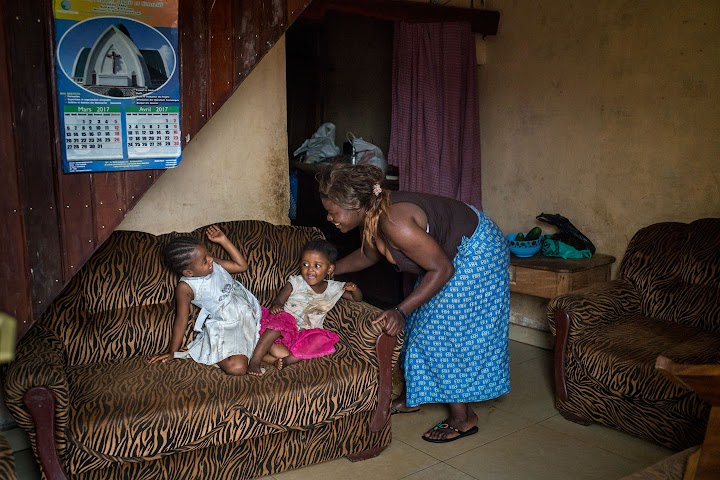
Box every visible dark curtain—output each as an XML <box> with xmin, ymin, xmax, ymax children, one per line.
<box><xmin>388</xmin><ymin>21</ymin><xmax>482</xmax><ymax>208</ymax></box>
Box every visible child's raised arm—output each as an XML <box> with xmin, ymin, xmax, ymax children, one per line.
<box><xmin>342</xmin><ymin>282</ymin><xmax>363</xmax><ymax>302</ymax></box>
<box><xmin>270</xmin><ymin>282</ymin><xmax>293</xmax><ymax>314</ymax></box>
<box><xmin>205</xmin><ymin>225</ymin><xmax>248</xmax><ymax>273</ymax></box>
<box><xmin>149</xmin><ymin>281</ymin><xmax>193</xmax><ymax>364</ymax></box>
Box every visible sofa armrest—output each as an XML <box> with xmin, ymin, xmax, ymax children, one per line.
<box><xmin>3</xmin><ymin>326</ymin><xmax>70</xmax><ymax>478</ymax></box>
<box><xmin>546</xmin><ymin>279</ymin><xmax>640</xmax><ymax>403</ymax></box>
<box><xmin>325</xmin><ymin>300</ymin><xmax>400</xmax><ymax>432</ymax></box>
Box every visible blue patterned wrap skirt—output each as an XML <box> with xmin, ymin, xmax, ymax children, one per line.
<box><xmin>403</xmin><ymin>208</ymin><xmax>510</xmax><ymax>407</ymax></box>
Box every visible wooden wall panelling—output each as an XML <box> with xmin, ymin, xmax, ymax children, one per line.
<box><xmin>6</xmin><ymin>2</ymin><xmax>65</xmax><ymax>323</ymax></box>
<box><xmin>179</xmin><ymin>0</ymin><xmax>209</xmax><ymax>144</ymax></box>
<box><xmin>0</xmin><ymin>8</ymin><xmax>32</xmax><ymax>329</ymax></box>
<box><xmin>234</xmin><ymin>0</ymin><xmax>262</xmax><ymax>86</ymax></box>
<box><xmin>91</xmin><ymin>172</ymin><xmax>128</xmax><ymax>246</ymax></box>
<box><xmin>44</xmin><ymin>5</ymin><xmax>97</xmax><ymax>289</ymax></box>
<box><xmin>287</xmin><ymin>0</ymin><xmax>311</xmax><ymax>25</ymax></box>
<box><xmin>208</xmin><ymin>0</ymin><xmax>235</xmax><ymax>115</ymax></box>
<box><xmin>124</xmin><ymin>170</ymin><xmax>161</xmax><ymax>217</ymax></box>
<box><xmin>260</xmin><ymin>0</ymin><xmax>288</xmax><ymax>53</ymax></box>
<box><xmin>56</xmin><ymin>171</ymin><xmax>95</xmax><ymax>282</ymax></box>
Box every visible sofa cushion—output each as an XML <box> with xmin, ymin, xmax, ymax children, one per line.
<box><xmin>66</xmin><ymin>330</ymin><xmax>377</xmax><ymax>465</ymax></box>
<box><xmin>572</xmin><ymin>315</ymin><xmax>720</xmax><ymax>401</ymax></box>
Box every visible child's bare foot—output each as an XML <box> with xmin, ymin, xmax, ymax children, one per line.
<box><xmin>275</xmin><ymin>357</ymin><xmax>285</xmax><ymax>370</ymax></box>
<box><xmin>248</xmin><ymin>359</ymin><xmax>265</xmax><ymax>376</ymax></box>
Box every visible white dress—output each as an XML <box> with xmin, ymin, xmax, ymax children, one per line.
<box><xmin>284</xmin><ymin>275</ymin><xmax>346</xmax><ymax>330</ymax></box>
<box><xmin>175</xmin><ymin>262</ymin><xmax>261</xmax><ymax>365</ymax></box>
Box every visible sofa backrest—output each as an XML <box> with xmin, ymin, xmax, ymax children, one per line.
<box><xmin>37</xmin><ymin>220</ymin><xmax>323</xmax><ymax>366</ymax></box>
<box><xmin>619</xmin><ymin>218</ymin><xmax>720</xmax><ymax>332</ymax></box>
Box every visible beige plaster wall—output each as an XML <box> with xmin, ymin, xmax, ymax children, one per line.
<box><xmin>475</xmin><ymin>0</ymin><xmax>720</xmax><ymax>332</ymax></box>
<box><xmin>479</xmin><ymin>0</ymin><xmax>720</xmax><ymax>255</ymax></box>
<box><xmin>118</xmin><ymin>37</ymin><xmax>290</xmax><ymax>235</ymax></box>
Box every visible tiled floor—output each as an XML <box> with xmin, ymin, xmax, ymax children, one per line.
<box><xmin>4</xmin><ymin>341</ymin><xmax>674</xmax><ymax>479</ymax></box>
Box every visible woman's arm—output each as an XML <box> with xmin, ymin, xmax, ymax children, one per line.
<box><xmin>206</xmin><ymin>225</ymin><xmax>248</xmax><ymax>273</ymax></box>
<box><xmin>149</xmin><ymin>282</ymin><xmax>193</xmax><ymax>363</ymax></box>
<box><xmin>334</xmin><ymin>244</ymin><xmax>382</xmax><ymax>275</ymax></box>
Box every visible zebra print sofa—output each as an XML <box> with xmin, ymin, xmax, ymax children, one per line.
<box><xmin>3</xmin><ymin>220</ymin><xmax>399</xmax><ymax>479</ymax></box>
<box><xmin>548</xmin><ymin>218</ymin><xmax>720</xmax><ymax>450</ymax></box>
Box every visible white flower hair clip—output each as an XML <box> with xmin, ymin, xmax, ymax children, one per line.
<box><xmin>372</xmin><ymin>183</ymin><xmax>382</xmax><ymax>196</ymax></box>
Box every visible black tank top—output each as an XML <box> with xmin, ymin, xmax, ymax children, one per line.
<box><xmin>380</xmin><ymin>191</ymin><xmax>478</xmax><ymax>274</ymax></box>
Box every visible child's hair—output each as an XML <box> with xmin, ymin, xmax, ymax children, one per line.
<box><xmin>302</xmin><ymin>239</ymin><xmax>339</xmax><ymax>264</ymax></box>
<box><xmin>164</xmin><ymin>235</ymin><xmax>202</xmax><ymax>275</ymax></box>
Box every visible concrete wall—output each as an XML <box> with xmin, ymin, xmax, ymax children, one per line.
<box><xmin>118</xmin><ymin>38</ymin><xmax>290</xmax><ymax>234</ymax></box>
<box><xmin>475</xmin><ymin>0</ymin><xmax>720</xmax><ymax>335</ymax></box>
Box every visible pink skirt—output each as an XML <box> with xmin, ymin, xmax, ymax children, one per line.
<box><xmin>259</xmin><ymin>307</ymin><xmax>339</xmax><ymax>359</ymax></box>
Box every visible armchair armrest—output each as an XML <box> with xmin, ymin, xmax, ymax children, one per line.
<box><xmin>546</xmin><ymin>279</ymin><xmax>641</xmax><ymax>337</ymax></box>
<box><xmin>546</xmin><ymin>280</ymin><xmax>640</xmax><ymax>403</ymax></box>
<box><xmin>3</xmin><ymin>326</ymin><xmax>70</xmax><ymax>479</ymax></box>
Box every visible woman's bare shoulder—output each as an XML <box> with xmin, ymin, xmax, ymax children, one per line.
<box><xmin>381</xmin><ymin>202</ymin><xmax>427</xmax><ymax>238</ymax></box>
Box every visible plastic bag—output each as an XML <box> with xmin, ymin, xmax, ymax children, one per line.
<box><xmin>541</xmin><ymin>235</ymin><xmax>592</xmax><ymax>259</ymax></box>
<box><xmin>293</xmin><ymin>122</ymin><xmax>341</xmax><ymax>163</ymax></box>
<box><xmin>347</xmin><ymin>132</ymin><xmax>388</xmax><ymax>173</ymax></box>
<box><xmin>536</xmin><ymin>213</ymin><xmax>596</xmax><ymax>255</ymax></box>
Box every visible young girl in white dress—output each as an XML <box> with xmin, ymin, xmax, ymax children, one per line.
<box><xmin>149</xmin><ymin>225</ymin><xmax>261</xmax><ymax>376</ymax></box>
<box><xmin>248</xmin><ymin>239</ymin><xmax>363</xmax><ymax>376</ymax></box>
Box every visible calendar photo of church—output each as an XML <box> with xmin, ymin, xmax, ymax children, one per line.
<box><xmin>58</xmin><ymin>18</ymin><xmax>176</xmax><ymax>98</ymax></box>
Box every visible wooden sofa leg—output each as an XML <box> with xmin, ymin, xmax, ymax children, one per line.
<box><xmin>23</xmin><ymin>387</ymin><xmax>68</xmax><ymax>480</ymax></box>
<box><xmin>346</xmin><ymin>445</ymin><xmax>388</xmax><ymax>462</ymax></box>
<box><xmin>553</xmin><ymin>311</ymin><xmax>571</xmax><ymax>403</ymax></box>
<box><xmin>370</xmin><ymin>333</ymin><xmax>397</xmax><ymax>433</ymax></box>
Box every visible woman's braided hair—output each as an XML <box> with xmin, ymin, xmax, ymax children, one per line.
<box><xmin>164</xmin><ymin>235</ymin><xmax>201</xmax><ymax>275</ymax></box>
<box><xmin>318</xmin><ymin>164</ymin><xmax>390</xmax><ymax>250</ymax></box>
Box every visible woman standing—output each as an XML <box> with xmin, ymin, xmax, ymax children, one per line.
<box><xmin>318</xmin><ymin>164</ymin><xmax>510</xmax><ymax>443</ymax></box>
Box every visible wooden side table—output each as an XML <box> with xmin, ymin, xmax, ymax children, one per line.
<box><xmin>509</xmin><ymin>253</ymin><xmax>616</xmax><ymax>299</ymax></box>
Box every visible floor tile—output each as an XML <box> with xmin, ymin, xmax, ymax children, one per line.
<box><xmin>3</xmin><ymin>428</ymin><xmax>30</xmax><ymax>452</ymax></box>
<box><xmin>491</xmin><ymin>352</ymin><xmax>557</xmax><ymax>423</ymax></box>
<box><xmin>272</xmin><ymin>439</ymin><xmax>438</xmax><ymax>480</ymax></box>
<box><xmin>446</xmin><ymin>424</ymin><xmax>646</xmax><ymax>480</ymax></box>
<box><xmin>13</xmin><ymin>449</ymin><xmax>41</xmax><ymax>480</ymax></box>
<box><xmin>402</xmin><ymin>462</ymin><xmax>477</xmax><ymax>480</ymax></box>
<box><xmin>509</xmin><ymin>340</ymin><xmax>547</xmax><ymax>365</ymax></box>
<box><xmin>539</xmin><ymin>415</ymin><xmax>674</xmax><ymax>465</ymax></box>
<box><xmin>391</xmin><ymin>402</ymin><xmax>534</xmax><ymax>461</ymax></box>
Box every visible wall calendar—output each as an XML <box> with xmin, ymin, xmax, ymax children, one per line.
<box><xmin>53</xmin><ymin>0</ymin><xmax>181</xmax><ymax>173</ymax></box>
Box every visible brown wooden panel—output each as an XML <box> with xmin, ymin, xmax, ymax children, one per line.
<box><xmin>261</xmin><ymin>0</ymin><xmax>287</xmax><ymax>54</ymax></box>
<box><xmin>234</xmin><ymin>0</ymin><xmax>262</xmax><ymax>85</ymax></box>
<box><xmin>0</xmin><ymin>8</ymin><xmax>32</xmax><ymax>333</ymax></box>
<box><xmin>179</xmin><ymin>0</ymin><xmax>209</xmax><ymax>144</ymax></box>
<box><xmin>288</xmin><ymin>0</ymin><xmax>311</xmax><ymax>25</ymax></box>
<box><xmin>92</xmin><ymin>172</ymin><xmax>127</xmax><ymax>245</ymax></box>
<box><xmin>208</xmin><ymin>0</ymin><xmax>235</xmax><ymax>115</ymax></box>
<box><xmin>6</xmin><ymin>1</ymin><xmax>65</xmax><ymax>320</ymax></box>
<box><xmin>57</xmin><ymin>172</ymin><xmax>95</xmax><ymax>280</ymax></box>
<box><xmin>316</xmin><ymin>0</ymin><xmax>501</xmax><ymax>35</ymax></box>
<box><xmin>125</xmin><ymin>170</ymin><xmax>161</xmax><ymax>211</ymax></box>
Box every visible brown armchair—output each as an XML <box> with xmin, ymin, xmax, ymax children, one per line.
<box><xmin>547</xmin><ymin>218</ymin><xmax>720</xmax><ymax>450</ymax></box>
